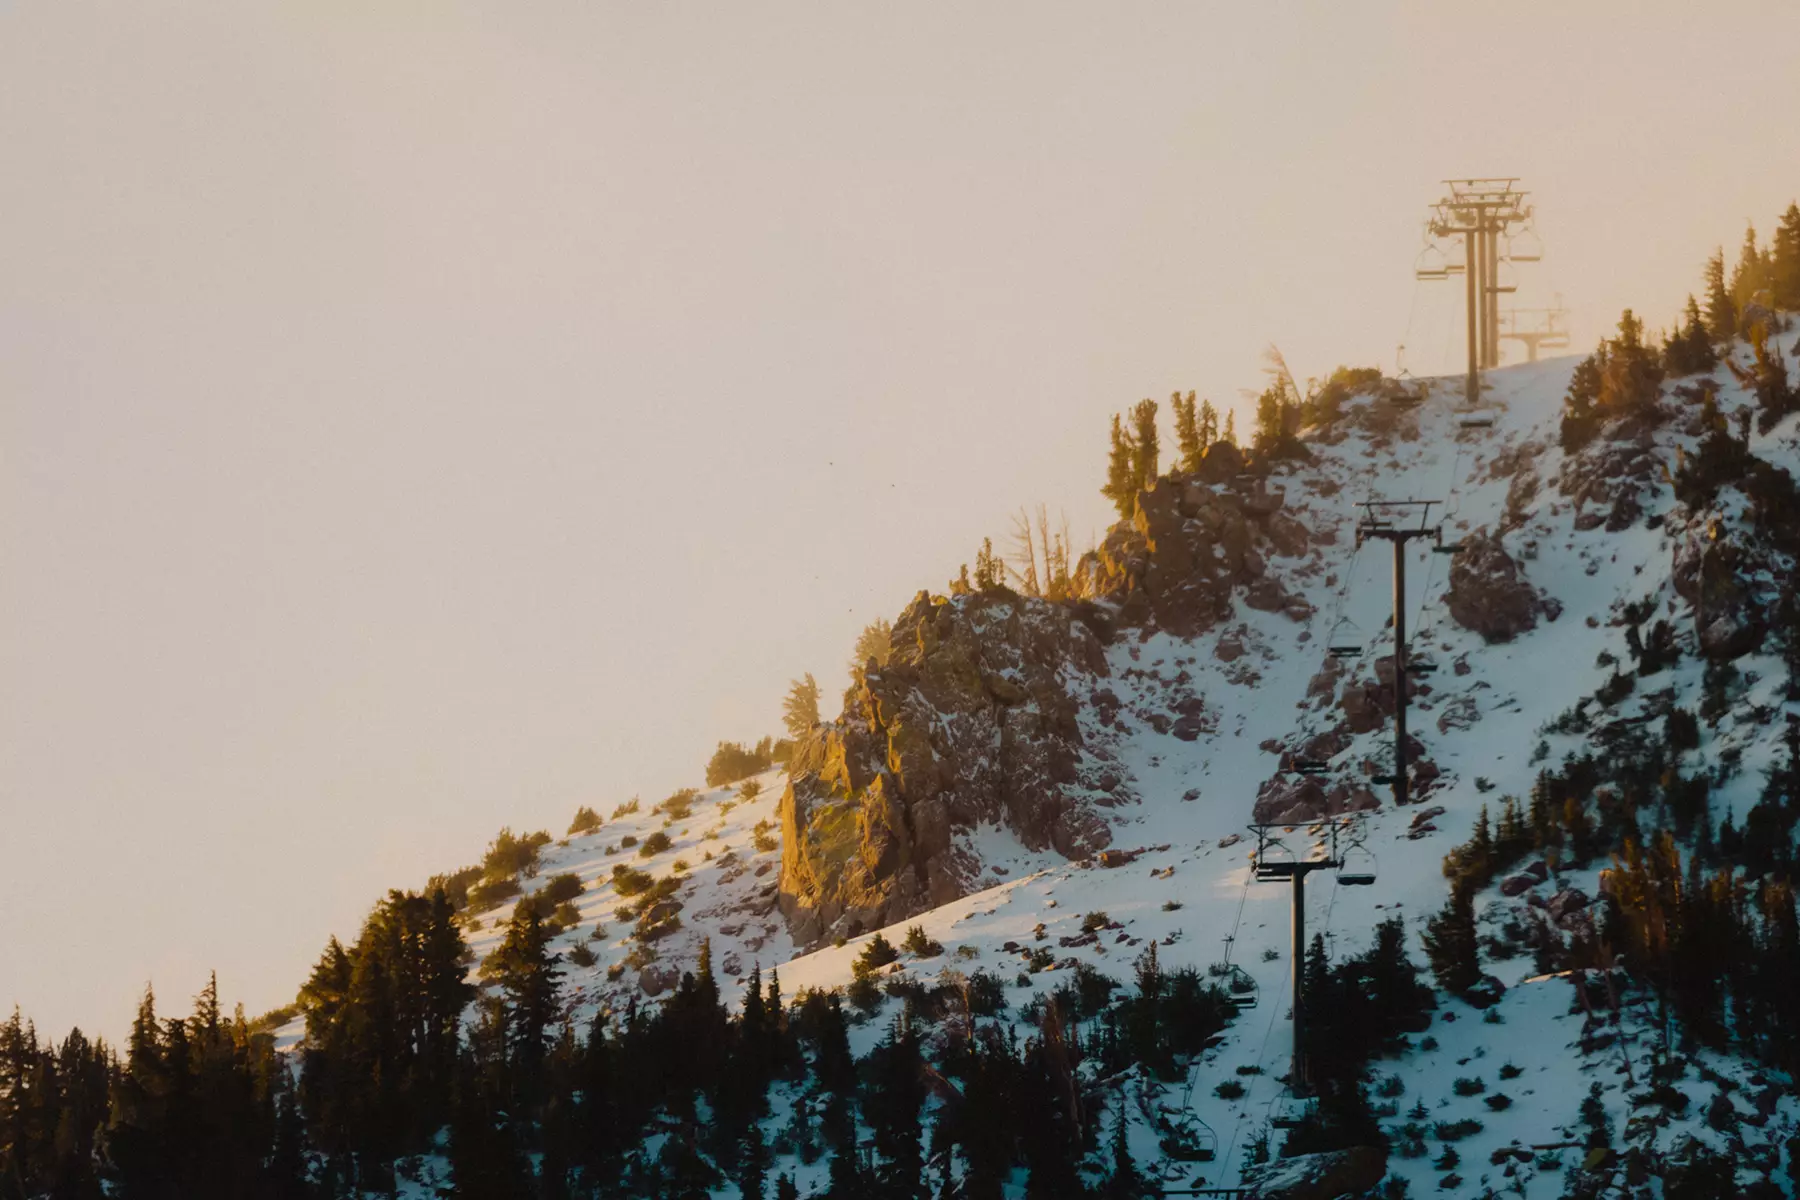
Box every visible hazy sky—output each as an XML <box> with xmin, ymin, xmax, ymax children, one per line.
<box><xmin>4</xmin><ymin>1</ymin><xmax>1798</xmax><ymax>1040</ymax></box>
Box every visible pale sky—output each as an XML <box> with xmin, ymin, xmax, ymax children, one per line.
<box><xmin>4</xmin><ymin>1</ymin><xmax>1798</xmax><ymax>1040</ymax></box>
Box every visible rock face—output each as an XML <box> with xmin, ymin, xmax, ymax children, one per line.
<box><xmin>1445</xmin><ymin>530</ymin><xmax>1541</xmax><ymax>643</ymax></box>
<box><xmin>1089</xmin><ymin>470</ymin><xmax>1312</xmax><ymax>637</ymax></box>
<box><xmin>778</xmin><ymin>590</ymin><xmax>1120</xmax><ymax>945</ymax></box>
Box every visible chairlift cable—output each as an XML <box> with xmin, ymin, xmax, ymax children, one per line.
<box><xmin>1222</xmin><ymin>951</ymin><xmax>1293</xmax><ymax>1179</ymax></box>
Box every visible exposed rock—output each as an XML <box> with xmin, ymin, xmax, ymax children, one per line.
<box><xmin>1465</xmin><ymin>974</ymin><xmax>1508</xmax><ymax>1009</ymax></box>
<box><xmin>1671</xmin><ymin>521</ymin><xmax>1766</xmax><ymax>660</ymax></box>
<box><xmin>638</xmin><ymin>964</ymin><xmax>680</xmax><ymax>997</ymax></box>
<box><xmin>778</xmin><ymin>590</ymin><xmax>1118</xmax><ymax>945</ymax></box>
<box><xmin>1445</xmin><ymin>530</ymin><xmax>1540</xmax><ymax>643</ymax></box>
<box><xmin>1088</xmin><ymin>470</ymin><xmax>1315</xmax><ymax>636</ymax></box>
<box><xmin>1546</xmin><ymin>887</ymin><xmax>1590</xmax><ymax>922</ymax></box>
<box><xmin>1500</xmin><ymin>872</ymin><xmax>1539</xmax><ymax>897</ymax></box>
<box><xmin>1244</xmin><ymin>1145</ymin><xmax>1387</xmax><ymax>1200</ymax></box>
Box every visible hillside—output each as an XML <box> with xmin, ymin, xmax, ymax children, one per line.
<box><xmin>262</xmin><ymin>319</ymin><xmax>1800</xmax><ymax>1196</ymax></box>
<box><xmin>10</xmin><ymin>314</ymin><xmax>1800</xmax><ymax>1200</ymax></box>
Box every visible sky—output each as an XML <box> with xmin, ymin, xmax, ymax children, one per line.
<box><xmin>3</xmin><ymin>0</ymin><xmax>1798</xmax><ymax>1040</ymax></box>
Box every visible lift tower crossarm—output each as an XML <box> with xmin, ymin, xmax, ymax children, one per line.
<box><xmin>1355</xmin><ymin>500</ymin><xmax>1447</xmax><ymax>809</ymax></box>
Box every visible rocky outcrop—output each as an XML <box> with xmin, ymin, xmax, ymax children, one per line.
<box><xmin>1445</xmin><ymin>530</ymin><xmax>1540</xmax><ymax>643</ymax></box>
<box><xmin>778</xmin><ymin>590</ymin><xmax>1119</xmax><ymax>945</ymax></box>
<box><xmin>1089</xmin><ymin>470</ymin><xmax>1312</xmax><ymax>636</ymax></box>
<box><xmin>1670</xmin><ymin>519</ymin><xmax>1766</xmax><ymax>660</ymax></box>
<box><xmin>1560</xmin><ymin>439</ymin><xmax>1660</xmax><ymax>532</ymax></box>
<box><xmin>1244</xmin><ymin>1145</ymin><xmax>1387</xmax><ymax>1199</ymax></box>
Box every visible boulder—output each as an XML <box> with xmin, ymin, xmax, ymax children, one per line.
<box><xmin>1445</xmin><ymin>530</ymin><xmax>1540</xmax><ymax>643</ymax></box>
<box><xmin>1244</xmin><ymin>1145</ymin><xmax>1387</xmax><ymax>1199</ymax></box>
<box><xmin>638</xmin><ymin>964</ymin><xmax>680</xmax><ymax>997</ymax></box>
<box><xmin>1500</xmin><ymin>873</ymin><xmax>1539</xmax><ymax>897</ymax></box>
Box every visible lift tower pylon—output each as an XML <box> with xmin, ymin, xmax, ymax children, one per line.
<box><xmin>1250</xmin><ymin>819</ymin><xmax>1362</xmax><ymax>1093</ymax></box>
<box><xmin>1419</xmin><ymin>179</ymin><xmax>1532</xmax><ymax>403</ymax></box>
<box><xmin>1356</xmin><ymin>500</ymin><xmax>1457</xmax><ymax>808</ymax></box>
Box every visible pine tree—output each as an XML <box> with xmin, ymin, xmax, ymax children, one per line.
<box><xmin>1704</xmin><ymin>247</ymin><xmax>1736</xmax><ymax>344</ymax></box>
<box><xmin>1665</xmin><ymin>295</ymin><xmax>1718</xmax><ymax>376</ymax></box>
<box><xmin>1172</xmin><ymin>391</ymin><xmax>1202</xmax><ymax>474</ymax></box>
<box><xmin>1774</xmin><ymin>201</ymin><xmax>1800</xmax><ymax>311</ymax></box>
<box><xmin>775</xmin><ymin>1176</ymin><xmax>800</xmax><ymax>1200</ymax></box>
<box><xmin>738</xmin><ymin>1123</ymin><xmax>769</xmax><ymax>1200</ymax></box>
<box><xmin>1222</xmin><ymin>409</ymin><xmax>1237</xmax><ymax>446</ymax></box>
<box><xmin>489</xmin><ymin>902</ymin><xmax>563</xmax><ymax>1090</ymax></box>
<box><xmin>1103</xmin><ymin>1104</ymin><xmax>1142</xmax><ymax>1198</ymax></box>
<box><xmin>973</xmin><ymin>538</ymin><xmax>1004</xmax><ymax>591</ymax></box>
<box><xmin>1198</xmin><ymin>399</ymin><xmax>1218</xmax><ymax>450</ymax></box>
<box><xmin>1101</xmin><ymin>414</ymin><xmax>1138</xmax><ymax>519</ymax></box>
<box><xmin>1128</xmin><ymin>398</ymin><xmax>1160</xmax><ymax>486</ymax></box>
<box><xmin>1422</xmin><ymin>886</ymin><xmax>1481</xmax><ymax>995</ymax></box>
<box><xmin>782</xmin><ymin>675</ymin><xmax>820</xmax><ymax>738</ymax></box>
<box><xmin>1731</xmin><ymin>223</ymin><xmax>1770</xmax><ymax>329</ymax></box>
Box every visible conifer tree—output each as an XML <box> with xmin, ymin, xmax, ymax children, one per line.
<box><xmin>1665</xmin><ymin>295</ymin><xmax>1718</xmax><ymax>376</ymax></box>
<box><xmin>738</xmin><ymin>1123</ymin><xmax>769</xmax><ymax>1200</ymax></box>
<box><xmin>973</xmin><ymin>539</ymin><xmax>1004</xmax><ymax>591</ymax></box>
<box><xmin>489</xmin><ymin>901</ymin><xmax>563</xmax><ymax>1090</ymax></box>
<box><xmin>1102</xmin><ymin>414</ymin><xmax>1138</xmax><ymax>519</ymax></box>
<box><xmin>782</xmin><ymin>675</ymin><xmax>821</xmax><ymax>738</ymax></box>
<box><xmin>1222</xmin><ymin>409</ymin><xmax>1237</xmax><ymax>446</ymax></box>
<box><xmin>1422</xmin><ymin>886</ymin><xmax>1481</xmax><ymax>995</ymax></box>
<box><xmin>1128</xmin><ymin>398</ymin><xmax>1159</xmax><ymax>486</ymax></box>
<box><xmin>1172</xmin><ymin>391</ymin><xmax>1202</xmax><ymax>473</ymax></box>
<box><xmin>1704</xmin><ymin>247</ymin><xmax>1736</xmax><ymax>343</ymax></box>
<box><xmin>1731</xmin><ymin>223</ymin><xmax>1770</xmax><ymax>328</ymax></box>
<box><xmin>1198</xmin><ymin>399</ymin><xmax>1218</xmax><ymax>451</ymax></box>
<box><xmin>1774</xmin><ymin>201</ymin><xmax>1800</xmax><ymax>311</ymax></box>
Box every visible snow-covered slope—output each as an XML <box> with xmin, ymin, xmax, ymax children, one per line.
<box><xmin>288</xmin><ymin>329</ymin><xmax>1800</xmax><ymax>1196</ymax></box>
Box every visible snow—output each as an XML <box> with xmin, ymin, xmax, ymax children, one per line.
<box><xmin>290</xmin><ymin>329</ymin><xmax>1800</xmax><ymax>1195</ymax></box>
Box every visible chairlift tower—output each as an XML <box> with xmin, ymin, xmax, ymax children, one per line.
<box><xmin>1415</xmin><ymin>179</ymin><xmax>1533</xmax><ymax>403</ymax></box>
<box><xmin>1356</xmin><ymin>500</ymin><xmax>1460</xmax><ymax>808</ymax></box>
<box><xmin>1499</xmin><ymin>302</ymin><xmax>1572</xmax><ymax>363</ymax></box>
<box><xmin>1248</xmin><ymin>819</ymin><xmax>1370</xmax><ymax>1094</ymax></box>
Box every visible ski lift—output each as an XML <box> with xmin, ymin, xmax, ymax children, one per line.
<box><xmin>1491</xmin><ymin>258</ymin><xmax>1520</xmax><ymax>295</ymax></box>
<box><xmin>1224</xmin><ymin>965</ymin><xmax>1259</xmax><ymax>1010</ymax></box>
<box><xmin>1253</xmin><ymin>838</ymin><xmax>1296</xmax><ymax>882</ymax></box>
<box><xmin>1326</xmin><ymin>619</ymin><xmax>1363</xmax><ymax>659</ymax></box>
<box><xmin>1158</xmin><ymin>1112</ymin><xmax>1219</xmax><ymax>1162</ymax></box>
<box><xmin>1413</xmin><ymin>244</ymin><xmax>1448</xmax><ymax>282</ymax></box>
<box><xmin>1458</xmin><ymin>411</ymin><xmax>1496</xmax><ymax>430</ymax></box>
<box><xmin>1442</xmin><ymin>238</ymin><xmax>1468</xmax><ymax>276</ymax></box>
<box><xmin>1293</xmin><ymin>759</ymin><xmax>1330</xmax><ymax>777</ymax></box>
<box><xmin>1432</xmin><ymin>536</ymin><xmax>1466</xmax><ymax>556</ymax></box>
<box><xmin>1405</xmin><ymin>657</ymin><xmax>1439</xmax><ymax>676</ymax></box>
<box><xmin>1506</xmin><ymin>226</ymin><xmax>1544</xmax><ymax>263</ymax></box>
<box><xmin>1337</xmin><ymin>844</ymin><xmax>1378</xmax><ymax>887</ymax></box>
<box><xmin>1270</xmin><ymin>1089</ymin><xmax>1317</xmax><ymax>1130</ymax></box>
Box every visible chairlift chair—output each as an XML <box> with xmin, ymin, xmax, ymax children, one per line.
<box><xmin>1413</xmin><ymin>244</ymin><xmax>1448</xmax><ymax>282</ymax></box>
<box><xmin>1224</xmin><ymin>965</ymin><xmax>1258</xmax><ymax>1010</ymax></box>
<box><xmin>1442</xmin><ymin>239</ymin><xmax>1468</xmax><ymax>277</ymax></box>
<box><xmin>1158</xmin><ymin>1113</ymin><xmax>1219</xmax><ymax>1163</ymax></box>
<box><xmin>1326</xmin><ymin>619</ymin><xmax>1363</xmax><ymax>659</ymax></box>
<box><xmin>1252</xmin><ymin>839</ymin><xmax>1296</xmax><ymax>882</ymax></box>
<box><xmin>1293</xmin><ymin>759</ymin><xmax>1330</xmax><ymax>777</ymax></box>
<box><xmin>1491</xmin><ymin>258</ymin><xmax>1520</xmax><ymax>295</ymax></box>
<box><xmin>1405</xmin><ymin>657</ymin><xmax>1439</xmax><ymax>676</ymax></box>
<box><xmin>1506</xmin><ymin>227</ymin><xmax>1544</xmax><ymax>263</ymax></box>
<box><xmin>1337</xmin><ymin>845</ymin><xmax>1378</xmax><ymax>887</ymax></box>
<box><xmin>1270</xmin><ymin>1090</ymin><xmax>1316</xmax><ymax>1130</ymax></box>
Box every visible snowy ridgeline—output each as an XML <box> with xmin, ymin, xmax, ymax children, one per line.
<box><xmin>283</xmin><ymin>331</ymin><xmax>1800</xmax><ymax>1197</ymax></box>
